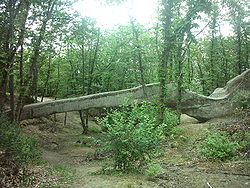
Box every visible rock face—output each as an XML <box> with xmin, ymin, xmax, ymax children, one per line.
<box><xmin>20</xmin><ymin>83</ymin><xmax>161</xmax><ymax>120</ymax></box>
<box><xmin>180</xmin><ymin>69</ymin><xmax>250</xmax><ymax>121</ymax></box>
<box><xmin>20</xmin><ymin>69</ymin><xmax>250</xmax><ymax>121</ymax></box>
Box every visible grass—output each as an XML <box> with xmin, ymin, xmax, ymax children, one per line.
<box><xmin>43</xmin><ymin>165</ymin><xmax>76</xmax><ymax>186</ymax></box>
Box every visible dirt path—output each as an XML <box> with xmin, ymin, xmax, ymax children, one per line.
<box><xmin>22</xmin><ymin>112</ymin><xmax>250</xmax><ymax>188</ymax></box>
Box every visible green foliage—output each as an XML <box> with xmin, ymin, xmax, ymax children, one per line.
<box><xmin>168</xmin><ymin>127</ymin><xmax>184</xmax><ymax>140</ymax></box>
<box><xmin>199</xmin><ymin>131</ymin><xmax>240</xmax><ymax>161</ymax></box>
<box><xmin>144</xmin><ymin>163</ymin><xmax>162</xmax><ymax>177</ymax></box>
<box><xmin>239</xmin><ymin>132</ymin><xmax>250</xmax><ymax>150</ymax></box>
<box><xmin>99</xmin><ymin>101</ymin><xmax>166</xmax><ymax>172</ymax></box>
<box><xmin>236</xmin><ymin>94</ymin><xmax>250</xmax><ymax>109</ymax></box>
<box><xmin>88</xmin><ymin>126</ymin><xmax>102</xmax><ymax>133</ymax></box>
<box><xmin>231</xmin><ymin>130</ymin><xmax>250</xmax><ymax>153</ymax></box>
<box><xmin>167</xmin><ymin>127</ymin><xmax>189</xmax><ymax>147</ymax></box>
<box><xmin>52</xmin><ymin>165</ymin><xmax>76</xmax><ymax>183</ymax></box>
<box><xmin>163</xmin><ymin>109</ymin><xmax>180</xmax><ymax>135</ymax></box>
<box><xmin>0</xmin><ymin>115</ymin><xmax>42</xmax><ymax>166</ymax></box>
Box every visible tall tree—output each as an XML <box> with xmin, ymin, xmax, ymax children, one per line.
<box><xmin>158</xmin><ymin>0</ymin><xmax>211</xmax><ymax>123</ymax></box>
<box><xmin>223</xmin><ymin>0</ymin><xmax>249</xmax><ymax>74</ymax></box>
<box><xmin>27</xmin><ymin>0</ymin><xmax>56</xmax><ymax>101</ymax></box>
<box><xmin>130</xmin><ymin>18</ymin><xmax>146</xmax><ymax>94</ymax></box>
<box><xmin>0</xmin><ymin>0</ymin><xmax>30</xmax><ymax>119</ymax></box>
<box><xmin>158</xmin><ymin>0</ymin><xmax>174</xmax><ymax>124</ymax></box>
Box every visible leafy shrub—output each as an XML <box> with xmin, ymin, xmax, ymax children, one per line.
<box><xmin>199</xmin><ymin>132</ymin><xmax>240</xmax><ymax>161</ymax></box>
<box><xmin>236</xmin><ymin>94</ymin><xmax>250</xmax><ymax>109</ymax></box>
<box><xmin>167</xmin><ymin>127</ymin><xmax>189</xmax><ymax>147</ymax></box>
<box><xmin>239</xmin><ymin>132</ymin><xmax>250</xmax><ymax>150</ymax></box>
<box><xmin>232</xmin><ymin>130</ymin><xmax>250</xmax><ymax>154</ymax></box>
<box><xmin>0</xmin><ymin>115</ymin><xmax>42</xmax><ymax>166</ymax></box>
<box><xmin>99</xmin><ymin>101</ymin><xmax>166</xmax><ymax>171</ymax></box>
<box><xmin>144</xmin><ymin>163</ymin><xmax>162</xmax><ymax>177</ymax></box>
<box><xmin>163</xmin><ymin>108</ymin><xmax>180</xmax><ymax>135</ymax></box>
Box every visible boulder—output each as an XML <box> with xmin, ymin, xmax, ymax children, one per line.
<box><xmin>19</xmin><ymin>69</ymin><xmax>250</xmax><ymax>122</ymax></box>
<box><xmin>180</xmin><ymin>69</ymin><xmax>250</xmax><ymax>121</ymax></box>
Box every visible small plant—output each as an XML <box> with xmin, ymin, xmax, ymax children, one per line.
<box><xmin>88</xmin><ymin>125</ymin><xmax>102</xmax><ymax>133</ymax></box>
<box><xmin>99</xmin><ymin>101</ymin><xmax>166</xmax><ymax>172</ymax></box>
<box><xmin>199</xmin><ymin>131</ymin><xmax>240</xmax><ymax>161</ymax></box>
<box><xmin>236</xmin><ymin>94</ymin><xmax>250</xmax><ymax>109</ymax></box>
<box><xmin>167</xmin><ymin>127</ymin><xmax>189</xmax><ymax>147</ymax></box>
<box><xmin>232</xmin><ymin>130</ymin><xmax>250</xmax><ymax>154</ymax></box>
<box><xmin>169</xmin><ymin>127</ymin><xmax>184</xmax><ymax>140</ymax></box>
<box><xmin>52</xmin><ymin>165</ymin><xmax>76</xmax><ymax>183</ymax></box>
<box><xmin>144</xmin><ymin>163</ymin><xmax>162</xmax><ymax>177</ymax></box>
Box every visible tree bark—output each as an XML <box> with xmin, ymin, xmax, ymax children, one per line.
<box><xmin>130</xmin><ymin>18</ymin><xmax>146</xmax><ymax>95</ymax></box>
<box><xmin>158</xmin><ymin>0</ymin><xmax>174</xmax><ymax>124</ymax></box>
<box><xmin>41</xmin><ymin>55</ymin><xmax>52</xmax><ymax>102</ymax></box>
<box><xmin>79</xmin><ymin>110</ymin><xmax>88</xmax><ymax>134</ymax></box>
<box><xmin>28</xmin><ymin>0</ymin><xmax>56</xmax><ymax>101</ymax></box>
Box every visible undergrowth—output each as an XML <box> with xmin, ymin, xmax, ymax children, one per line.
<box><xmin>0</xmin><ymin>115</ymin><xmax>42</xmax><ymax>166</ymax></box>
<box><xmin>199</xmin><ymin>131</ymin><xmax>240</xmax><ymax>161</ymax></box>
<box><xmin>98</xmin><ymin>101</ymin><xmax>179</xmax><ymax>173</ymax></box>
<box><xmin>0</xmin><ymin>114</ymin><xmax>42</xmax><ymax>187</ymax></box>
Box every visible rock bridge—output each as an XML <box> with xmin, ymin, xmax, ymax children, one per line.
<box><xmin>20</xmin><ymin>69</ymin><xmax>250</xmax><ymax>122</ymax></box>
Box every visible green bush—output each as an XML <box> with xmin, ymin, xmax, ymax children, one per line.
<box><xmin>199</xmin><ymin>132</ymin><xmax>240</xmax><ymax>161</ymax></box>
<box><xmin>0</xmin><ymin>115</ymin><xmax>42</xmax><ymax>166</ymax></box>
<box><xmin>232</xmin><ymin>130</ymin><xmax>250</xmax><ymax>153</ymax></box>
<box><xmin>236</xmin><ymin>94</ymin><xmax>250</xmax><ymax>109</ymax></box>
<box><xmin>144</xmin><ymin>162</ymin><xmax>162</xmax><ymax>177</ymax></box>
<box><xmin>163</xmin><ymin>108</ymin><xmax>180</xmax><ymax>135</ymax></box>
<box><xmin>99</xmin><ymin>101</ymin><xmax>166</xmax><ymax>172</ymax></box>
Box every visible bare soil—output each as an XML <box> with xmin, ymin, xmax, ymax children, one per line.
<box><xmin>21</xmin><ymin>112</ymin><xmax>250</xmax><ymax>188</ymax></box>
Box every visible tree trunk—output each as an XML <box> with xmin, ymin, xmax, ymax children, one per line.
<box><xmin>81</xmin><ymin>44</ymin><xmax>85</xmax><ymax>94</ymax></box>
<box><xmin>130</xmin><ymin>18</ymin><xmax>146</xmax><ymax>95</ymax></box>
<box><xmin>16</xmin><ymin>44</ymin><xmax>25</xmax><ymax>121</ymax></box>
<box><xmin>79</xmin><ymin>110</ymin><xmax>88</xmax><ymax>134</ymax></box>
<box><xmin>236</xmin><ymin>28</ymin><xmax>243</xmax><ymax>74</ymax></box>
<box><xmin>218</xmin><ymin>26</ymin><xmax>229</xmax><ymax>85</ymax></box>
<box><xmin>64</xmin><ymin>112</ymin><xmax>67</xmax><ymax>126</ymax></box>
<box><xmin>81</xmin><ymin>29</ymin><xmax>100</xmax><ymax>134</ymax></box>
<box><xmin>157</xmin><ymin>0</ymin><xmax>174</xmax><ymax>124</ymax></box>
<box><xmin>28</xmin><ymin>0</ymin><xmax>55</xmax><ymax>101</ymax></box>
<box><xmin>41</xmin><ymin>55</ymin><xmax>51</xmax><ymax>102</ymax></box>
<box><xmin>87</xmin><ymin>29</ymin><xmax>100</xmax><ymax>95</ymax></box>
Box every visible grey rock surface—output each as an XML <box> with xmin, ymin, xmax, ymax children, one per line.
<box><xmin>20</xmin><ymin>69</ymin><xmax>250</xmax><ymax>121</ymax></box>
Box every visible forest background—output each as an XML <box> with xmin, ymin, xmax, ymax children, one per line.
<box><xmin>0</xmin><ymin>0</ymin><xmax>249</xmax><ymax>122</ymax></box>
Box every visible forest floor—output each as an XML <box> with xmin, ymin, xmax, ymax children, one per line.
<box><xmin>20</xmin><ymin>108</ymin><xmax>250</xmax><ymax>188</ymax></box>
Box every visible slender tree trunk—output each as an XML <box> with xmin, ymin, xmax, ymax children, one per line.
<box><xmin>14</xmin><ymin>1</ymin><xmax>30</xmax><ymax>120</ymax></box>
<box><xmin>79</xmin><ymin>29</ymin><xmax>100</xmax><ymax>134</ymax></box>
<box><xmin>28</xmin><ymin>0</ymin><xmax>55</xmax><ymax>101</ymax></box>
<box><xmin>0</xmin><ymin>0</ymin><xmax>16</xmax><ymax>112</ymax></box>
<box><xmin>79</xmin><ymin>110</ymin><xmax>88</xmax><ymax>134</ymax></box>
<box><xmin>197</xmin><ymin>57</ymin><xmax>207</xmax><ymax>95</ymax></box>
<box><xmin>87</xmin><ymin>29</ymin><xmax>100</xmax><ymax>95</ymax></box>
<box><xmin>244</xmin><ymin>31</ymin><xmax>249</xmax><ymax>70</ymax></box>
<box><xmin>130</xmin><ymin>18</ymin><xmax>146</xmax><ymax>95</ymax></box>
<box><xmin>9</xmin><ymin>64</ymin><xmax>15</xmax><ymax>121</ymax></box>
<box><xmin>81</xmin><ymin>44</ymin><xmax>85</xmax><ymax>94</ymax></box>
<box><xmin>218</xmin><ymin>26</ymin><xmax>229</xmax><ymax>84</ymax></box>
<box><xmin>176</xmin><ymin>38</ymin><xmax>184</xmax><ymax>106</ymax></box>
<box><xmin>157</xmin><ymin>0</ymin><xmax>174</xmax><ymax>124</ymax></box>
<box><xmin>187</xmin><ymin>46</ymin><xmax>193</xmax><ymax>89</ymax></box>
<box><xmin>64</xmin><ymin>112</ymin><xmax>67</xmax><ymax>126</ymax></box>
<box><xmin>0</xmin><ymin>69</ymin><xmax>8</xmax><ymax>111</ymax></box>
<box><xmin>236</xmin><ymin>28</ymin><xmax>243</xmax><ymax>74</ymax></box>
<box><xmin>16</xmin><ymin>44</ymin><xmax>25</xmax><ymax>121</ymax></box>
<box><xmin>41</xmin><ymin>56</ymin><xmax>51</xmax><ymax>102</ymax></box>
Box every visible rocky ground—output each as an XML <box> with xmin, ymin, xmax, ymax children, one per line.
<box><xmin>18</xmin><ymin>111</ymin><xmax>250</xmax><ymax>188</ymax></box>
